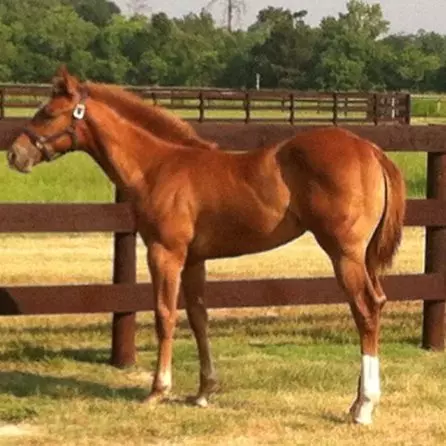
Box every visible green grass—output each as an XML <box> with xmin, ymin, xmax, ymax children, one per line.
<box><xmin>0</xmin><ymin>304</ymin><xmax>444</xmax><ymax>445</ymax></box>
<box><xmin>0</xmin><ymin>150</ymin><xmax>426</xmax><ymax>202</ymax></box>
<box><xmin>388</xmin><ymin>152</ymin><xmax>426</xmax><ymax>197</ymax></box>
<box><xmin>412</xmin><ymin>95</ymin><xmax>446</xmax><ymax>118</ymax></box>
<box><xmin>0</xmin><ymin>153</ymin><xmax>113</xmax><ymax>203</ymax></box>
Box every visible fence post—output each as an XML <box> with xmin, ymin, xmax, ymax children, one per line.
<box><xmin>0</xmin><ymin>89</ymin><xmax>4</xmax><ymax>120</ymax></box>
<box><xmin>373</xmin><ymin>94</ymin><xmax>379</xmax><ymax>126</ymax></box>
<box><xmin>332</xmin><ymin>93</ymin><xmax>338</xmax><ymax>125</ymax></box>
<box><xmin>405</xmin><ymin>94</ymin><xmax>411</xmax><ymax>125</ymax></box>
<box><xmin>289</xmin><ymin>93</ymin><xmax>295</xmax><ymax>125</ymax></box>
<box><xmin>199</xmin><ymin>92</ymin><xmax>205</xmax><ymax>123</ymax></box>
<box><xmin>422</xmin><ymin>153</ymin><xmax>446</xmax><ymax>351</ymax></box>
<box><xmin>111</xmin><ymin>188</ymin><xmax>137</xmax><ymax>367</ymax></box>
<box><xmin>244</xmin><ymin>92</ymin><xmax>251</xmax><ymax>124</ymax></box>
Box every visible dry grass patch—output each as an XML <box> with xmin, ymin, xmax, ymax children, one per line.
<box><xmin>0</xmin><ymin>227</ymin><xmax>441</xmax><ymax>446</ymax></box>
<box><xmin>0</xmin><ymin>227</ymin><xmax>424</xmax><ymax>285</ymax></box>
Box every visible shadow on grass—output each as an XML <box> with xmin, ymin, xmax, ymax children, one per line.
<box><xmin>0</xmin><ymin>322</ymin><xmax>114</xmax><ymax>336</ymax></box>
<box><xmin>0</xmin><ymin>309</ymin><xmax>421</xmax><ymax>367</ymax></box>
<box><xmin>0</xmin><ymin>370</ymin><xmax>146</xmax><ymax>400</ymax></box>
<box><xmin>0</xmin><ymin>343</ymin><xmax>113</xmax><ymax>364</ymax></box>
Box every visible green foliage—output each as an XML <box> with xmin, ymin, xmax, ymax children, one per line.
<box><xmin>64</xmin><ymin>0</ymin><xmax>120</xmax><ymax>26</ymax></box>
<box><xmin>0</xmin><ymin>0</ymin><xmax>98</xmax><ymax>82</ymax></box>
<box><xmin>248</xmin><ymin>8</ymin><xmax>317</xmax><ymax>89</ymax></box>
<box><xmin>1</xmin><ymin>0</ymin><xmax>446</xmax><ymax>91</ymax></box>
<box><xmin>313</xmin><ymin>0</ymin><xmax>389</xmax><ymax>90</ymax></box>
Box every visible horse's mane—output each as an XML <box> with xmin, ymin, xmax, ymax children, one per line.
<box><xmin>84</xmin><ymin>82</ymin><xmax>218</xmax><ymax>150</ymax></box>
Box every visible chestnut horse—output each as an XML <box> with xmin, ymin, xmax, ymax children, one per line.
<box><xmin>8</xmin><ymin>67</ymin><xmax>405</xmax><ymax>425</ymax></box>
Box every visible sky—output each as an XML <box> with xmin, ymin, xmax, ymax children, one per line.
<box><xmin>116</xmin><ymin>1</ymin><xmax>446</xmax><ymax>35</ymax></box>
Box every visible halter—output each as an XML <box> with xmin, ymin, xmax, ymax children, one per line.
<box><xmin>22</xmin><ymin>92</ymin><xmax>88</xmax><ymax>162</ymax></box>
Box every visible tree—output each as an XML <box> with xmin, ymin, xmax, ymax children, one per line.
<box><xmin>90</xmin><ymin>14</ymin><xmax>143</xmax><ymax>82</ymax></box>
<box><xmin>0</xmin><ymin>22</ymin><xmax>16</xmax><ymax>80</ymax></box>
<box><xmin>0</xmin><ymin>0</ymin><xmax>98</xmax><ymax>82</ymax></box>
<box><xmin>63</xmin><ymin>0</ymin><xmax>121</xmax><ymax>26</ymax></box>
<box><xmin>247</xmin><ymin>8</ymin><xmax>316</xmax><ymax>89</ymax></box>
<box><xmin>312</xmin><ymin>0</ymin><xmax>389</xmax><ymax>90</ymax></box>
<box><xmin>123</xmin><ymin>12</ymin><xmax>174</xmax><ymax>84</ymax></box>
<box><xmin>165</xmin><ymin>11</ymin><xmax>232</xmax><ymax>85</ymax></box>
<box><xmin>377</xmin><ymin>35</ymin><xmax>442</xmax><ymax>91</ymax></box>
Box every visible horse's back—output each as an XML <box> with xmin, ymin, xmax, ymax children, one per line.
<box><xmin>278</xmin><ymin>127</ymin><xmax>377</xmax><ymax>166</ymax></box>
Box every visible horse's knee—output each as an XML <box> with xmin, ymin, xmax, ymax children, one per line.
<box><xmin>155</xmin><ymin>305</ymin><xmax>177</xmax><ymax>338</ymax></box>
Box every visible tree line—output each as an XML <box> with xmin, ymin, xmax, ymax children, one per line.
<box><xmin>0</xmin><ymin>0</ymin><xmax>445</xmax><ymax>91</ymax></box>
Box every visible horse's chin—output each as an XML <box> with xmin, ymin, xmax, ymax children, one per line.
<box><xmin>9</xmin><ymin>161</ymin><xmax>33</xmax><ymax>174</ymax></box>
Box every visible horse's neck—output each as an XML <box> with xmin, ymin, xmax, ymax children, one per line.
<box><xmin>84</xmin><ymin>105</ymin><xmax>168</xmax><ymax>195</ymax></box>
<box><xmin>87</xmin><ymin>83</ymin><xmax>166</xmax><ymax>136</ymax></box>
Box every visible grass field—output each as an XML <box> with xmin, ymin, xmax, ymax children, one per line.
<box><xmin>0</xmin><ymin>225</ymin><xmax>441</xmax><ymax>446</ymax></box>
<box><xmin>1</xmin><ymin>301</ymin><xmax>445</xmax><ymax>446</ymax></box>
<box><xmin>0</xmin><ymin>117</ymin><xmax>441</xmax><ymax>444</ymax></box>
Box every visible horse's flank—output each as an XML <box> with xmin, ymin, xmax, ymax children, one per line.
<box><xmin>85</xmin><ymin>82</ymin><xmax>218</xmax><ymax>150</ymax></box>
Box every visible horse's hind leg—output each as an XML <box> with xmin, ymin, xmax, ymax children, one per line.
<box><xmin>182</xmin><ymin>261</ymin><xmax>218</xmax><ymax>407</ymax></box>
<box><xmin>332</xmin><ymin>251</ymin><xmax>384</xmax><ymax>425</ymax></box>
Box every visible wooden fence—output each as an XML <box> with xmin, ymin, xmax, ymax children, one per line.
<box><xmin>0</xmin><ymin>120</ymin><xmax>445</xmax><ymax>366</ymax></box>
<box><xmin>0</xmin><ymin>84</ymin><xmax>411</xmax><ymax>125</ymax></box>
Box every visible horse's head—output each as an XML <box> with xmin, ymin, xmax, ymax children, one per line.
<box><xmin>8</xmin><ymin>66</ymin><xmax>88</xmax><ymax>173</ymax></box>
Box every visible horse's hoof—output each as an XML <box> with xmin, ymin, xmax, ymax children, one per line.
<box><xmin>185</xmin><ymin>394</ymin><xmax>209</xmax><ymax>408</ymax></box>
<box><xmin>349</xmin><ymin>399</ymin><xmax>374</xmax><ymax>425</ymax></box>
<box><xmin>194</xmin><ymin>396</ymin><xmax>209</xmax><ymax>408</ymax></box>
<box><xmin>142</xmin><ymin>391</ymin><xmax>168</xmax><ymax>405</ymax></box>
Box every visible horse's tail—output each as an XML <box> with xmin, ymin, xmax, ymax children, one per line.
<box><xmin>366</xmin><ymin>148</ymin><xmax>406</xmax><ymax>272</ymax></box>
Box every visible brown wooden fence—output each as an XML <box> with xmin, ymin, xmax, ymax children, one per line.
<box><xmin>0</xmin><ymin>119</ymin><xmax>445</xmax><ymax>367</ymax></box>
<box><xmin>0</xmin><ymin>84</ymin><xmax>411</xmax><ymax>125</ymax></box>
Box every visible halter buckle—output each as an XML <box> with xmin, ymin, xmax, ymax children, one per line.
<box><xmin>73</xmin><ymin>103</ymin><xmax>86</xmax><ymax>120</ymax></box>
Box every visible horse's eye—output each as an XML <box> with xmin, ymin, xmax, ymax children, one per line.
<box><xmin>38</xmin><ymin>104</ymin><xmax>54</xmax><ymax>119</ymax></box>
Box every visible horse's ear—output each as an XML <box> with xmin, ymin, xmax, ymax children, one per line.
<box><xmin>52</xmin><ymin>65</ymin><xmax>79</xmax><ymax>97</ymax></box>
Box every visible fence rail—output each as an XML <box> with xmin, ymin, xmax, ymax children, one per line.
<box><xmin>0</xmin><ymin>84</ymin><xmax>411</xmax><ymax>125</ymax></box>
<box><xmin>0</xmin><ymin>195</ymin><xmax>444</xmax><ymax>366</ymax></box>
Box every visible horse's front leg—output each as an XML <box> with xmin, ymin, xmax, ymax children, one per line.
<box><xmin>144</xmin><ymin>242</ymin><xmax>185</xmax><ymax>403</ymax></box>
<box><xmin>182</xmin><ymin>261</ymin><xmax>218</xmax><ymax>407</ymax></box>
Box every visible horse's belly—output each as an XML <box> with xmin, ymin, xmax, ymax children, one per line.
<box><xmin>189</xmin><ymin>211</ymin><xmax>304</xmax><ymax>260</ymax></box>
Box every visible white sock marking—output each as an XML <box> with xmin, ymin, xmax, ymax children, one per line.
<box><xmin>158</xmin><ymin>369</ymin><xmax>172</xmax><ymax>389</ymax></box>
<box><xmin>354</xmin><ymin>355</ymin><xmax>381</xmax><ymax>425</ymax></box>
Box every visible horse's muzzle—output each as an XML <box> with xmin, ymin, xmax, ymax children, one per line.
<box><xmin>8</xmin><ymin>144</ymin><xmax>35</xmax><ymax>173</ymax></box>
